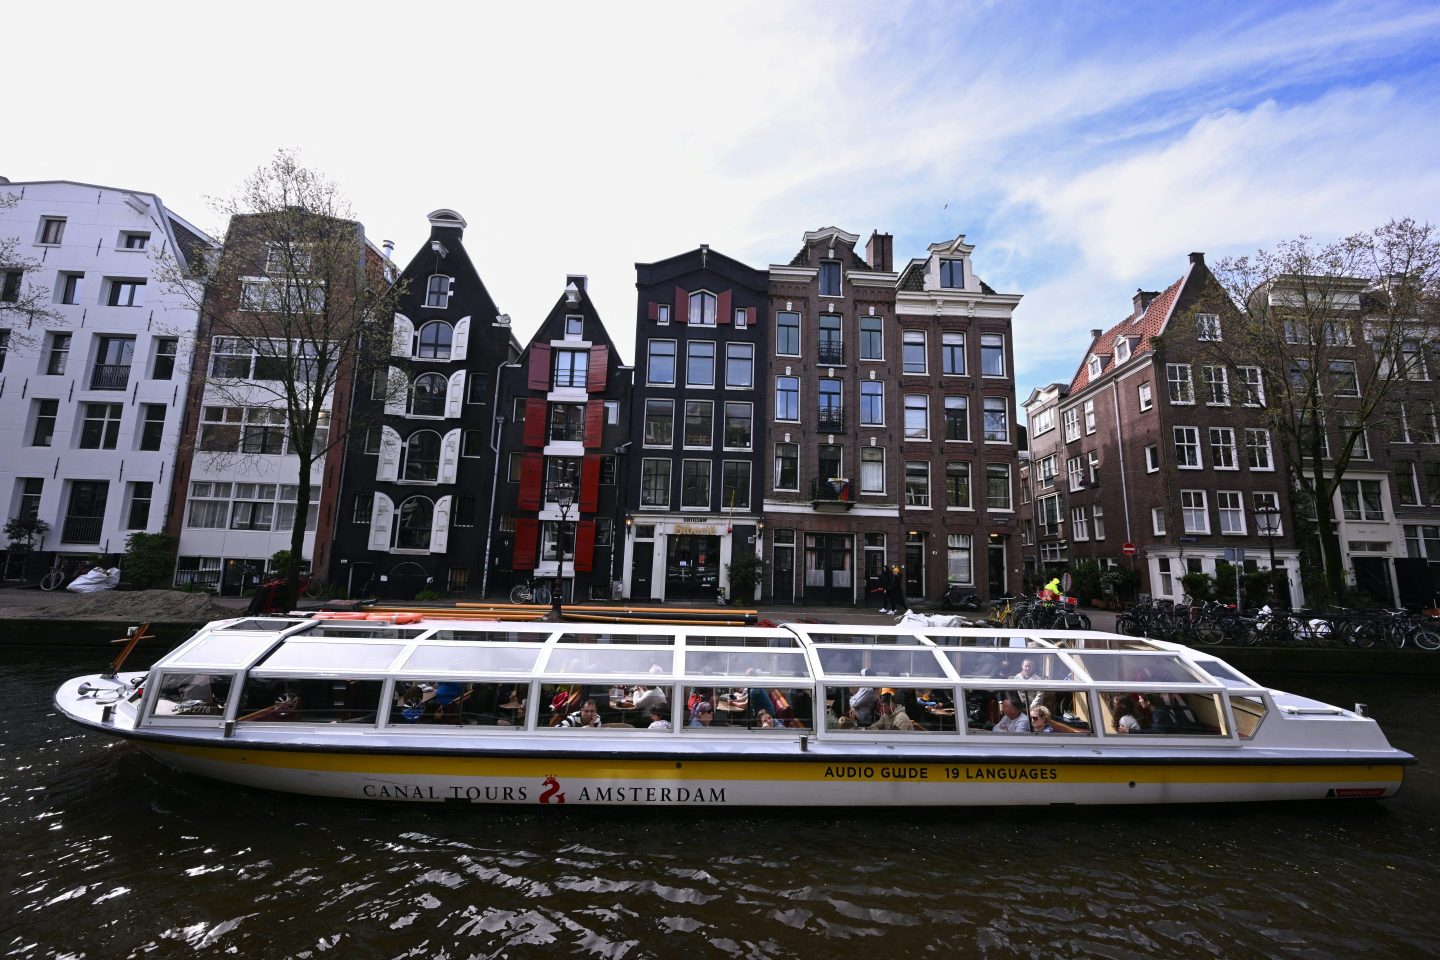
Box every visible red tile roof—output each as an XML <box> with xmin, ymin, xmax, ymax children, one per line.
<box><xmin>1067</xmin><ymin>269</ymin><xmax>1189</xmax><ymax>393</ymax></box>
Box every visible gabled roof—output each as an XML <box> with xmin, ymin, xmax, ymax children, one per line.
<box><xmin>1067</xmin><ymin>269</ymin><xmax>1189</xmax><ymax>393</ymax></box>
<box><xmin>897</xmin><ymin>258</ymin><xmax>998</xmax><ymax>294</ymax></box>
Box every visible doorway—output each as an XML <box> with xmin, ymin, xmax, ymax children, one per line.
<box><xmin>904</xmin><ymin>533</ymin><xmax>925</xmax><ymax>601</ymax></box>
<box><xmin>804</xmin><ymin>533</ymin><xmax>853</xmax><ymax>603</ymax></box>
<box><xmin>1352</xmin><ymin>557</ymin><xmax>1393</xmax><ymax>606</ymax></box>
<box><xmin>772</xmin><ymin>534</ymin><xmax>795</xmax><ymax>604</ymax></box>
<box><xmin>987</xmin><ymin>541</ymin><xmax>1006</xmax><ymax>600</ymax></box>
<box><xmin>666</xmin><ymin>535</ymin><xmax>720</xmax><ymax>601</ymax></box>
<box><xmin>631</xmin><ymin>541</ymin><xmax>654</xmax><ymax>600</ymax></box>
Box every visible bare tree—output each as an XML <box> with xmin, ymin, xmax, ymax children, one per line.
<box><xmin>1191</xmin><ymin>219</ymin><xmax>1440</xmax><ymax>602</ymax></box>
<box><xmin>0</xmin><ymin>190</ymin><xmax>65</xmax><ymax>348</ymax></box>
<box><xmin>157</xmin><ymin>151</ymin><xmax>406</xmax><ymax>607</ymax></box>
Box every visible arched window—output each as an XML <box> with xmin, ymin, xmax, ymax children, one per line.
<box><xmin>395</xmin><ymin>496</ymin><xmax>433</xmax><ymax>550</ymax></box>
<box><xmin>410</xmin><ymin>372</ymin><xmax>447</xmax><ymax>417</ymax></box>
<box><xmin>416</xmin><ymin>321</ymin><xmax>452</xmax><ymax>360</ymax></box>
<box><xmin>402</xmin><ymin>430</ymin><xmax>441</xmax><ymax>482</ymax></box>
<box><xmin>689</xmin><ymin>291</ymin><xmax>716</xmax><ymax>325</ymax></box>
<box><xmin>425</xmin><ymin>275</ymin><xmax>451</xmax><ymax>309</ymax></box>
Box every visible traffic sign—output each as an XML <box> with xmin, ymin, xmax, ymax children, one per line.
<box><xmin>1060</xmin><ymin>573</ymin><xmax>1073</xmax><ymax>593</ymax></box>
<box><xmin>1122</xmin><ymin>542</ymin><xmax>1137</xmax><ymax>556</ymax></box>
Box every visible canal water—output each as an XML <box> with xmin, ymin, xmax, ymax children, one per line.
<box><xmin>4</xmin><ymin>646</ymin><xmax>1437</xmax><ymax>959</ymax></box>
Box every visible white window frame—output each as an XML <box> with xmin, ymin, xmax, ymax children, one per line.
<box><xmin>1071</xmin><ymin>506</ymin><xmax>1089</xmax><ymax>541</ymax></box>
<box><xmin>980</xmin><ymin>333</ymin><xmax>1006</xmax><ymax>377</ymax></box>
<box><xmin>1063</xmin><ymin>408</ymin><xmax>1081</xmax><ymax>442</ymax></box>
<box><xmin>1152</xmin><ymin>507</ymin><xmax>1167</xmax><ymax>536</ymax></box>
<box><xmin>1083</xmin><ymin>399</ymin><xmax>1096</xmax><ymax>434</ymax></box>
<box><xmin>1181</xmin><ymin>489</ymin><xmax>1210</xmax><ymax>534</ymax></box>
<box><xmin>1209</xmin><ymin>427</ymin><xmax>1238</xmax><ymax>471</ymax></box>
<box><xmin>1137</xmin><ymin>381</ymin><xmax>1153</xmax><ymax>412</ymax></box>
<box><xmin>686</xmin><ymin>340</ymin><xmax>716</xmax><ymax>388</ymax></box>
<box><xmin>1174</xmin><ymin>426</ymin><xmax>1202</xmax><ymax>469</ymax></box>
<box><xmin>1238</xmin><ymin>366</ymin><xmax>1265</xmax><ymax>407</ymax></box>
<box><xmin>1245</xmin><ymin>428</ymin><xmax>1274</xmax><ymax>471</ymax></box>
<box><xmin>424</xmin><ymin>274</ymin><xmax>452</xmax><ymax>309</ymax></box>
<box><xmin>1217</xmin><ymin>491</ymin><xmax>1245</xmax><ymax>535</ymax></box>
<box><xmin>902</xmin><ymin>330</ymin><xmax>927</xmax><ymax>376</ymax></box>
<box><xmin>904</xmin><ymin>394</ymin><xmax>929</xmax><ymax>440</ymax></box>
<box><xmin>1066</xmin><ymin>456</ymin><xmax>1084</xmax><ymax>492</ymax></box>
<box><xmin>1166</xmin><ymin>363</ymin><xmax>1194</xmax><ymax>404</ymax></box>
<box><xmin>1196</xmin><ymin>313</ymin><xmax>1221</xmax><ymax>341</ymax></box>
<box><xmin>725</xmin><ymin>342</ymin><xmax>754</xmax><ymax>389</ymax></box>
<box><xmin>1202</xmin><ymin>365</ymin><xmax>1229</xmax><ymax>406</ymax></box>
<box><xmin>1145</xmin><ymin>444</ymin><xmax>1160</xmax><ymax>473</ymax></box>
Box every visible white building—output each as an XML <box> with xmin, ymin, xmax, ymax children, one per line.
<box><xmin>0</xmin><ymin>179</ymin><xmax>211</xmax><ymax>570</ymax></box>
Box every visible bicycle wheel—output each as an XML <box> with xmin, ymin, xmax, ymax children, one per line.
<box><xmin>532</xmin><ymin>583</ymin><xmax>552</xmax><ymax>606</ymax></box>
<box><xmin>40</xmin><ymin>569</ymin><xmax>64</xmax><ymax>591</ymax></box>
<box><xmin>509</xmin><ymin>584</ymin><xmax>531</xmax><ymax>604</ymax></box>
<box><xmin>1412</xmin><ymin>627</ymin><xmax>1440</xmax><ymax>651</ymax></box>
<box><xmin>1192</xmin><ymin>622</ymin><xmax>1223</xmax><ymax>646</ymax></box>
<box><xmin>304</xmin><ymin>577</ymin><xmax>326</xmax><ymax>599</ymax></box>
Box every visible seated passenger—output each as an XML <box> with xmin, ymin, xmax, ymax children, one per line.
<box><xmin>1111</xmin><ymin>695</ymin><xmax>1141</xmax><ymax>734</ymax></box>
<box><xmin>992</xmin><ymin>694</ymin><xmax>1032</xmax><ymax>733</ymax></box>
<box><xmin>647</xmin><ymin>703</ymin><xmax>672</xmax><ymax>731</ymax></box>
<box><xmin>870</xmin><ymin>690</ymin><xmax>899</xmax><ymax>730</ymax></box>
<box><xmin>558</xmin><ymin>698</ymin><xmax>601</xmax><ymax>728</ymax></box>
<box><xmin>1138</xmin><ymin>693</ymin><xmax>1181</xmax><ymax>733</ymax></box>
<box><xmin>849</xmin><ymin>685</ymin><xmax>878</xmax><ymax>726</ymax></box>
<box><xmin>756</xmin><ymin>709</ymin><xmax>776</xmax><ymax>728</ymax></box>
<box><xmin>688</xmin><ymin>702</ymin><xmax>714</xmax><ymax>727</ymax></box>
<box><xmin>631</xmin><ymin>685</ymin><xmax>667</xmax><ymax>713</ymax></box>
<box><xmin>832</xmin><ymin>713</ymin><xmax>856</xmax><ymax>730</ymax></box>
<box><xmin>891</xmin><ymin>706</ymin><xmax>920</xmax><ymax>731</ymax></box>
<box><xmin>1030</xmin><ymin>705</ymin><xmax>1055</xmax><ymax>733</ymax></box>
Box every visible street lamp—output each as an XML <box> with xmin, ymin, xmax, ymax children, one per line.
<box><xmin>550</xmin><ymin>480</ymin><xmax>576</xmax><ymax>620</ymax></box>
<box><xmin>1254</xmin><ymin>505</ymin><xmax>1282</xmax><ymax>608</ymax></box>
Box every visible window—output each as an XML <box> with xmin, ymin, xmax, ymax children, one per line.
<box><xmin>1395</xmin><ymin>462</ymin><xmax>1419</xmax><ymax>506</ymax></box>
<box><xmin>904</xmin><ymin>395</ymin><xmax>928</xmax><ymax>439</ymax></box>
<box><xmin>1031</xmin><ymin>408</ymin><xmax>1055</xmax><ymax>436</ymax></box>
<box><xmin>1403</xmin><ymin>524</ymin><xmax>1440</xmax><ymax>560</ymax></box>
<box><xmin>402</xmin><ymin>431</ymin><xmax>442</xmax><ymax>482</ymax></box>
<box><xmin>1038</xmin><ymin>493</ymin><xmax>1061</xmax><ymax>535</ymax></box>
<box><xmin>940</xmin><ymin>259</ymin><xmax>964</xmax><ymax>289</ymax></box>
<box><xmin>264</xmin><ymin>243</ymin><xmax>312</xmax><ymax>276</ymax></box>
<box><xmin>860</xmin><ymin>381</ymin><xmax>884</xmax><ymax>426</ymax></box>
<box><xmin>902</xmin><ymin>330</ymin><xmax>926</xmax><ymax>374</ymax></box>
<box><xmin>776</xmin><ymin>312</ymin><xmax>800</xmax><ymax>356</ymax></box>
<box><xmin>647</xmin><ymin>340</ymin><xmax>676</xmax><ymax>385</ymax></box>
<box><xmin>242</xmin><ymin>408</ymin><xmax>287</xmax><ymax>455</ymax></box>
<box><xmin>150</xmin><ymin>337</ymin><xmax>178</xmax><ymax>380</ymax></box>
<box><xmin>31</xmin><ymin>399</ymin><xmax>58</xmax><ymax>447</ymax></box>
<box><xmin>641</xmin><ymin>459</ymin><xmax>671</xmax><ymax>507</ymax></box>
<box><xmin>1145</xmin><ymin>444</ymin><xmax>1160</xmax><ymax>472</ymax></box>
<box><xmin>643</xmin><ymin>399</ymin><xmax>674</xmax><ymax>447</ymax></box>
<box><xmin>1340</xmin><ymin>412</ymin><xmax>1370</xmax><ymax>460</ymax></box>
<box><xmin>1114</xmin><ymin>338</ymin><xmax>1132</xmax><ymax>364</ymax></box>
<box><xmin>506</xmin><ymin>454</ymin><xmax>523</xmax><ymax>482</ymax></box>
<box><xmin>1064</xmin><ymin>455</ymin><xmax>1082</xmax><ymax>492</ymax></box>
<box><xmin>461</xmin><ymin>430</ymin><xmax>484</xmax><ymax>457</ymax></box>
<box><xmin>16</xmin><ymin>478</ymin><xmax>43</xmax><ymax>522</ymax></box>
<box><xmin>1299</xmin><ymin>411</ymin><xmax>1330</xmax><ymax>459</ymax></box>
<box><xmin>1340</xmin><ymin>480</ymin><xmax>1384</xmax><ymax>521</ymax></box>
<box><xmin>125</xmin><ymin>481</ymin><xmax>153</xmax><ymax>530</ymax></box>
<box><xmin>599</xmin><ymin>455</ymin><xmax>617</xmax><ymax>485</ymax></box>
<box><xmin>1239</xmin><ymin>427</ymin><xmax>1272</xmax><ymax>471</ymax></box>
<box><xmin>1166</xmin><ymin>364</ymin><xmax>1193</xmax><ymax>404</ymax></box>
<box><xmin>946</xmin><ymin>533</ymin><xmax>973</xmax><ymax>584</ymax></box>
<box><xmin>424</xmin><ymin>275</ymin><xmax>451</xmax><ymax>308</ymax></box>
<box><xmin>1329</xmin><ymin>360</ymin><xmax>1359</xmax><ymax>397</ymax></box>
<box><xmin>681</xmin><ymin>460</ymin><xmax>711</xmax><ymax>508</ymax></box>
<box><xmin>547</xmin><ymin>403</ymin><xmax>585</xmax><ymax>443</ymax></box>
<box><xmin>1202</xmin><ymin>366</ymin><xmax>1229</xmax><ymax>406</ymax></box>
<box><xmin>688</xmin><ymin>291</ymin><xmax>717</xmax><ymax>326</ymax></box>
<box><xmin>775</xmin><ymin>377</ymin><xmax>799</xmax><ymax>421</ymax></box>
<box><xmin>1152</xmin><ymin>507</ymin><xmax>1167</xmax><ymax>536</ymax></box>
<box><xmin>860</xmin><ymin>447</ymin><xmax>884</xmax><ymax>494</ymax></box>
<box><xmin>58</xmin><ymin>271</ymin><xmax>82</xmax><ymax>305</ymax></box>
<box><xmin>982</xmin><ymin>397</ymin><xmax>1008</xmax><ymax>442</ymax></box>
<box><xmin>725</xmin><ymin>343</ymin><xmax>753</xmax><ymax>388</ymax></box>
<box><xmin>79</xmin><ymin>403</ymin><xmax>123</xmax><ymax>450</ymax></box>
<box><xmin>818</xmin><ymin>379</ymin><xmax>842</xmax><ymax>430</ymax></box>
<box><xmin>120</xmin><ymin>231</ymin><xmax>149</xmax><ymax>251</ymax></box>
<box><xmin>1237</xmin><ymin>367</ymin><xmax>1264</xmax><ymax>406</ymax></box>
<box><xmin>44</xmin><ymin>332</ymin><xmax>71</xmax><ymax>376</ymax></box>
<box><xmin>1082</xmin><ymin>399</ymin><xmax>1096</xmax><ymax>434</ymax></box>
<box><xmin>860</xmin><ymin>316</ymin><xmax>883</xmax><ymax>360</ymax></box>
<box><xmin>554</xmin><ymin>349</ymin><xmax>589</xmax><ymax>388</ymax></box>
<box><xmin>818</xmin><ymin>261</ymin><xmax>841</xmax><ymax>297</ymax></box>
<box><xmin>723</xmin><ymin>401</ymin><xmax>753</xmax><ymax>449</ymax></box>
<box><xmin>1401</xmin><ymin>339</ymin><xmax>1429</xmax><ymax>380</ymax></box>
<box><xmin>1174</xmin><ymin>426</ymin><xmax>1201</xmax><ymax>468</ymax></box>
<box><xmin>733</xmin><ymin>308</ymin><xmax>748</xmax><ymax>328</ymax></box>
<box><xmin>1062</xmin><ymin>408</ymin><xmax>1080</xmax><ymax>442</ymax></box>
<box><xmin>364</xmin><ymin>426</ymin><xmax>381</xmax><ymax>454</ymax></box>
<box><xmin>1071</xmin><ymin>507</ymin><xmax>1089</xmax><ymax>541</ymax></box>
<box><xmin>467</xmin><ymin>371</ymin><xmax>489</xmax><ymax>404</ymax></box>
<box><xmin>453</xmin><ymin>496</ymin><xmax>476</xmax><ymax>528</ymax></box>
<box><xmin>1087</xmin><ymin>451</ymin><xmax>1100</xmax><ymax>484</ymax></box>
<box><xmin>1216</xmin><ymin>491</ymin><xmax>1245</xmax><ymax>534</ymax></box>
<box><xmin>39</xmin><ymin>217</ymin><xmax>65</xmax><ymax>245</ymax></box>
<box><xmin>139</xmin><ymin>403</ymin><xmax>166</xmax><ymax>451</ymax></box>
<box><xmin>565</xmin><ymin>314</ymin><xmax>584</xmax><ymax>338</ymax></box>
<box><xmin>656</xmin><ymin>303</ymin><xmax>671</xmax><ymax>325</ymax></box>
<box><xmin>1092</xmin><ymin>504</ymin><xmax>1106</xmax><ymax>540</ymax></box>
<box><xmin>1210</xmin><ymin>427</ymin><xmax>1237</xmax><ymax>470</ymax></box>
<box><xmin>1181</xmin><ymin>490</ymin><xmax>1209</xmax><ymax>534</ymax></box>
<box><xmin>395</xmin><ymin>496</ymin><xmax>434</xmax><ymax>550</ymax></box>
<box><xmin>980</xmin><ymin>334</ymin><xmax>1005</xmax><ymax>376</ymax></box>
<box><xmin>199</xmin><ymin>405</ymin><xmax>242</xmax><ymax>451</ymax></box>
<box><xmin>684</xmin><ymin>400</ymin><xmax>714</xmax><ymax>447</ymax></box>
<box><xmin>1</xmin><ymin>270</ymin><xmax>21</xmax><ymax>302</ymax></box>
<box><xmin>416</xmin><ymin>321</ymin><xmax>453</xmax><ymax>360</ymax></box>
<box><xmin>945</xmin><ymin>461</ymin><xmax>971</xmax><ymax>508</ymax></box>
<box><xmin>985</xmin><ymin>463</ymin><xmax>1012</xmax><ymax>510</ymax></box>
<box><xmin>685</xmin><ymin>341</ymin><xmax>715</xmax><ymax>387</ymax></box>
<box><xmin>944</xmin><ymin>396</ymin><xmax>969</xmax><ymax>441</ymax></box>
<box><xmin>774</xmin><ymin>443</ymin><xmax>798</xmax><ymax>491</ymax></box>
<box><xmin>1196</xmin><ymin>313</ymin><xmax>1221</xmax><ymax>341</ymax></box>
<box><xmin>904</xmin><ymin>461</ymin><xmax>930</xmax><ymax>507</ymax></box>
<box><xmin>107</xmin><ymin>279</ymin><xmax>146</xmax><ymax>307</ymax></box>
<box><xmin>1087</xmin><ymin>356</ymin><xmax>1103</xmax><ymax>379</ymax></box>
<box><xmin>818</xmin><ymin>315</ymin><xmax>843</xmax><ymax>364</ymax></box>
<box><xmin>721</xmin><ymin>461</ymin><xmax>751</xmax><ymax>510</ymax></box>
<box><xmin>411</xmin><ymin>372</ymin><xmax>448</xmax><ymax>418</ymax></box>
<box><xmin>595</xmin><ymin>517</ymin><xmax>614</xmax><ymax>546</ymax></box>
<box><xmin>1037</xmin><ymin>454</ymin><xmax>1057</xmax><ymax>488</ymax></box>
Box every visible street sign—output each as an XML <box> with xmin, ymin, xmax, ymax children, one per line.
<box><xmin>1122</xmin><ymin>542</ymin><xmax>1137</xmax><ymax>556</ymax></box>
<box><xmin>1223</xmin><ymin>547</ymin><xmax>1247</xmax><ymax>563</ymax></box>
<box><xmin>1060</xmin><ymin>573</ymin><xmax>1073</xmax><ymax>593</ymax></box>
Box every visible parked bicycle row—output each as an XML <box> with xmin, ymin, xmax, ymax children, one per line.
<box><xmin>1115</xmin><ymin>597</ymin><xmax>1440</xmax><ymax>650</ymax></box>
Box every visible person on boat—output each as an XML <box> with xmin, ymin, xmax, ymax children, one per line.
<box><xmin>647</xmin><ymin>703</ymin><xmax>672</xmax><ymax>731</ymax></box>
<box><xmin>1011</xmin><ymin>658</ymin><xmax>1043</xmax><ymax>708</ymax></box>
<box><xmin>631</xmin><ymin>685</ymin><xmax>667</xmax><ymax>714</ymax></box>
<box><xmin>891</xmin><ymin>705</ymin><xmax>920</xmax><ymax>731</ymax></box>
<box><xmin>689</xmin><ymin>702</ymin><xmax>714</xmax><ymax>727</ymax></box>
<box><xmin>559</xmin><ymin>699</ymin><xmax>601</xmax><ymax>728</ymax></box>
<box><xmin>869</xmin><ymin>690</ymin><xmax>898</xmax><ymax>730</ymax></box>
<box><xmin>993</xmin><ymin>694</ymin><xmax>1032</xmax><ymax>733</ymax></box>
<box><xmin>1030</xmin><ymin>705</ymin><xmax>1056</xmax><ymax>733</ymax></box>
<box><xmin>1111</xmin><ymin>695</ymin><xmax>1141</xmax><ymax>734</ymax></box>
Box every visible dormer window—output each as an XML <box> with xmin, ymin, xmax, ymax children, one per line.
<box><xmin>688</xmin><ymin>291</ymin><xmax>716</xmax><ymax>326</ymax></box>
<box><xmin>940</xmin><ymin>259</ymin><xmax>964</xmax><ymax>289</ymax></box>
<box><xmin>264</xmin><ymin>243</ymin><xmax>311</xmax><ymax>276</ymax></box>
<box><xmin>818</xmin><ymin>261</ymin><xmax>842</xmax><ymax>297</ymax></box>
<box><xmin>1088</xmin><ymin>356</ymin><xmax>1104</xmax><ymax>378</ymax></box>
<box><xmin>1114</xmin><ymin>338</ymin><xmax>1132</xmax><ymax>364</ymax></box>
<box><xmin>565</xmin><ymin>314</ymin><xmax>584</xmax><ymax>338</ymax></box>
<box><xmin>425</xmin><ymin>275</ymin><xmax>451</xmax><ymax>309</ymax></box>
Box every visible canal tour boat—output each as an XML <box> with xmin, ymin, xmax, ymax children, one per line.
<box><xmin>54</xmin><ymin>617</ymin><xmax>1412</xmax><ymax>807</ymax></box>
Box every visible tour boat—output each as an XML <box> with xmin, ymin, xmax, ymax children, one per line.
<box><xmin>53</xmin><ymin>616</ymin><xmax>1413</xmax><ymax>807</ymax></box>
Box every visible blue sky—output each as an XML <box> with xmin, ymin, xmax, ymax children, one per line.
<box><xmin>5</xmin><ymin>0</ymin><xmax>1439</xmax><ymax>397</ymax></box>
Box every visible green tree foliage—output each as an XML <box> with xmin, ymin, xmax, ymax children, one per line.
<box><xmin>123</xmin><ymin>532</ymin><xmax>176</xmax><ymax>589</ymax></box>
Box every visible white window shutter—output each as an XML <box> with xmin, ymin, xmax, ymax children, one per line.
<box><xmin>377</xmin><ymin>426</ymin><xmax>401</xmax><ymax>481</ymax></box>
<box><xmin>439</xmin><ymin>428</ymin><xmax>461</xmax><ymax>484</ymax></box>
<box><xmin>452</xmin><ymin>316</ymin><xmax>471</xmax><ymax>361</ymax></box>
<box><xmin>446</xmin><ymin>370</ymin><xmax>465</xmax><ymax>418</ymax></box>
<box><xmin>369</xmin><ymin>492</ymin><xmax>394</xmax><ymax>552</ymax></box>
<box><xmin>392</xmin><ymin>313</ymin><xmax>415</xmax><ymax>358</ymax></box>
<box><xmin>383</xmin><ymin>366</ymin><xmax>406</xmax><ymax>416</ymax></box>
<box><xmin>431</xmin><ymin>495</ymin><xmax>452</xmax><ymax>554</ymax></box>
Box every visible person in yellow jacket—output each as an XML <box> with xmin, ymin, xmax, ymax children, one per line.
<box><xmin>1041</xmin><ymin>576</ymin><xmax>1062</xmax><ymax>601</ymax></box>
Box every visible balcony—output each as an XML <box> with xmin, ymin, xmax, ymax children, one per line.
<box><xmin>816</xmin><ymin>406</ymin><xmax>845</xmax><ymax>432</ymax></box>
<box><xmin>88</xmin><ymin>364</ymin><xmax>132</xmax><ymax>391</ymax></box>
<box><xmin>817</xmin><ymin>342</ymin><xmax>844</xmax><ymax>365</ymax></box>
<box><xmin>61</xmin><ymin>516</ymin><xmax>103</xmax><ymax>544</ymax></box>
<box><xmin>810</xmin><ymin>477</ymin><xmax>855</xmax><ymax>510</ymax></box>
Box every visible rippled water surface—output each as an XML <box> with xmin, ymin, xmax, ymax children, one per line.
<box><xmin>5</xmin><ymin>647</ymin><xmax>1438</xmax><ymax>959</ymax></box>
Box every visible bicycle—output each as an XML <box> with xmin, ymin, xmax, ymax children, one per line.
<box><xmin>303</xmin><ymin>576</ymin><xmax>327</xmax><ymax>599</ymax></box>
<box><xmin>40</xmin><ymin>557</ymin><xmax>79</xmax><ymax>591</ymax></box>
<box><xmin>509</xmin><ymin>576</ymin><xmax>552</xmax><ymax>605</ymax></box>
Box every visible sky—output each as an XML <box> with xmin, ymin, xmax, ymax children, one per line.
<box><xmin>6</xmin><ymin>0</ymin><xmax>1439</xmax><ymax>397</ymax></box>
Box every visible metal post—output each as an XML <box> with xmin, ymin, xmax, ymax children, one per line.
<box><xmin>1255</xmin><ymin>506</ymin><xmax>1281</xmax><ymax>609</ymax></box>
<box><xmin>550</xmin><ymin>480</ymin><xmax>575</xmax><ymax>620</ymax></box>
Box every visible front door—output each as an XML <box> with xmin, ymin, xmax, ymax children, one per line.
<box><xmin>905</xmin><ymin>536</ymin><xmax>925</xmax><ymax>600</ymax></box>
<box><xmin>772</xmin><ymin>544</ymin><xmax>795</xmax><ymax>603</ymax></box>
<box><xmin>988</xmin><ymin>542</ymin><xmax>1006</xmax><ymax>600</ymax></box>
<box><xmin>631</xmin><ymin>542</ymin><xmax>654</xmax><ymax>600</ymax></box>
<box><xmin>666</xmin><ymin>535</ymin><xmax>719</xmax><ymax>601</ymax></box>
<box><xmin>1353</xmin><ymin>557</ymin><xmax>1392</xmax><ymax>606</ymax></box>
<box><xmin>804</xmin><ymin>533</ymin><xmax>853</xmax><ymax>603</ymax></box>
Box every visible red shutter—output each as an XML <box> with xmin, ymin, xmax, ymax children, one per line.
<box><xmin>647</xmin><ymin>301</ymin><xmax>658</xmax><ymax>321</ymax></box>
<box><xmin>513</xmin><ymin>519</ymin><xmax>539</xmax><ymax>570</ymax></box>
<box><xmin>747</xmin><ymin>306</ymin><xmax>757</xmax><ymax>327</ymax></box>
<box><xmin>518</xmin><ymin>454</ymin><xmax>543</xmax><ymax>511</ymax></box>
<box><xmin>583</xmin><ymin>399</ymin><xmax>605</xmax><ymax>448</ymax></box>
<box><xmin>523</xmin><ymin>398</ymin><xmax>548</xmax><ymax>448</ymax></box>
<box><xmin>587</xmin><ymin>344</ymin><xmax>608</xmax><ymax>392</ymax></box>
<box><xmin>675</xmin><ymin>287</ymin><xmax>689</xmax><ymax>324</ymax></box>
<box><xmin>573</xmin><ymin>520</ymin><xmax>597</xmax><ymax>573</ymax></box>
<box><xmin>527</xmin><ymin>344</ymin><xmax>552</xmax><ymax>391</ymax></box>
<box><xmin>579</xmin><ymin>455</ymin><xmax>600</xmax><ymax>513</ymax></box>
<box><xmin>717</xmin><ymin>289</ymin><xmax>732</xmax><ymax>324</ymax></box>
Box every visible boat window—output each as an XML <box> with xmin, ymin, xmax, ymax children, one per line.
<box><xmin>1192</xmin><ymin>659</ymin><xmax>1255</xmax><ymax>688</ymax></box>
<box><xmin>165</xmin><ymin>633</ymin><xmax>278</xmax><ymax>669</ymax></box>
<box><xmin>1228</xmin><ymin>695</ymin><xmax>1266</xmax><ymax>739</ymax></box>
<box><xmin>544</xmin><ymin>646</ymin><xmax>675</xmax><ymax>676</ymax></box>
<box><xmin>217</xmin><ymin>618</ymin><xmax>301</xmax><ymax>632</ymax></box>
<box><xmin>255</xmin><ymin>641</ymin><xmax>406</xmax><ymax>673</ymax></box>
<box><xmin>806</xmin><ymin>632</ymin><xmax>927</xmax><ymax>646</ymax></box>
<box><xmin>944</xmin><ymin>650</ymin><xmax>1070</xmax><ymax>682</ymax></box>
<box><xmin>302</xmin><ymin>624</ymin><xmax>427</xmax><ymax>640</ymax></box>
<box><xmin>962</xmin><ymin>687</ymin><xmax>1093</xmax><ymax>735</ymax></box>
<box><xmin>684</xmin><ymin>650</ymin><xmax>809</xmax><ymax>678</ymax></box>
<box><xmin>428</xmin><ymin>629</ymin><xmax>549</xmax><ymax>644</ymax></box>
<box><xmin>814</xmin><ymin>647</ymin><xmax>947</xmax><ymax>678</ymax></box>
<box><xmin>682</xmin><ymin>685</ymin><xmax>814</xmax><ymax>731</ymax></box>
<box><xmin>401</xmin><ymin>644</ymin><xmax>542</xmax><ymax>675</ymax></box>
<box><xmin>684</xmin><ymin>634</ymin><xmax>799</xmax><ymax>648</ymax></box>
<box><xmin>234</xmin><ymin>676</ymin><xmax>386</xmax><ymax>724</ymax></box>
<box><xmin>387</xmin><ymin>681</ymin><xmax>525</xmax><ymax>727</ymax></box>
<box><xmin>1068</xmin><ymin>653</ymin><xmax>1206</xmax><ymax>685</ymax></box>
<box><xmin>1098</xmin><ymin>690</ymin><xmax>1228</xmax><ymax>736</ymax></box>
<box><xmin>540</xmin><ymin>684</ymin><xmax>679</xmax><ymax>730</ymax></box>
<box><xmin>1048</xmin><ymin>636</ymin><xmax>1159</xmax><ymax>652</ymax></box>
<box><xmin>554</xmin><ymin>631</ymin><xmax>672</xmax><ymax>646</ymax></box>
<box><xmin>149</xmin><ymin>672</ymin><xmax>232</xmax><ymax>718</ymax></box>
<box><xmin>824</xmin><ymin>685</ymin><xmax>957</xmax><ymax>733</ymax></box>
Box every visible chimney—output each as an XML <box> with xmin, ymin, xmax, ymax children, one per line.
<box><xmin>1132</xmin><ymin>288</ymin><xmax>1158</xmax><ymax>319</ymax></box>
<box><xmin>1189</xmin><ymin>251</ymin><xmax>1205</xmax><ymax>266</ymax></box>
<box><xmin>381</xmin><ymin>240</ymin><xmax>394</xmax><ymax>259</ymax></box>
<box><xmin>866</xmin><ymin>231</ymin><xmax>893</xmax><ymax>272</ymax></box>
<box><xmin>1090</xmin><ymin>329</ymin><xmax>1103</xmax><ymax>341</ymax></box>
